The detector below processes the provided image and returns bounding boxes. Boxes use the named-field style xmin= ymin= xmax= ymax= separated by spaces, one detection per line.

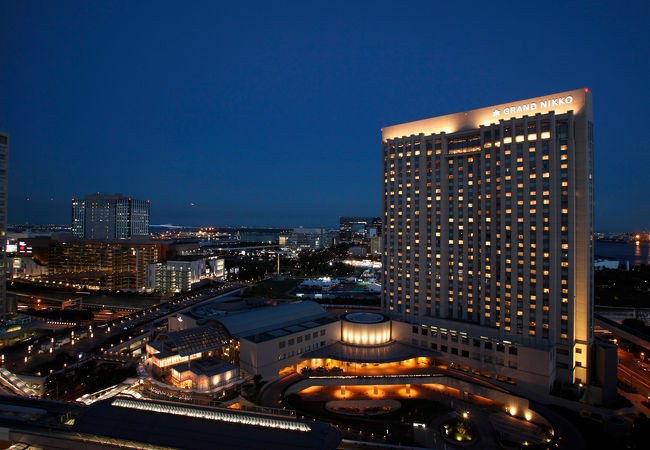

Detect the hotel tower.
xmin=381 ymin=89 xmax=593 ymax=391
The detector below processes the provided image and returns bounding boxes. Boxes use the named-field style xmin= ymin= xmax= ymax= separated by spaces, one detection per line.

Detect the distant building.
xmin=339 ymin=217 xmax=381 ymax=243
xmin=594 ymin=258 xmax=619 ymax=270
xmin=145 ymin=257 xmax=224 ymax=293
xmin=0 ymin=132 xmax=7 ymax=317
xmin=208 ymin=257 xmax=225 ymax=279
xmin=348 ymin=246 xmax=367 ymax=257
xmin=72 ymin=193 xmax=150 ymax=240
xmin=369 ymin=236 xmax=382 ymax=255
xmin=146 ymin=259 xmax=206 ymax=293
xmin=46 ymin=238 xmax=165 ymax=291
xmin=10 ymin=256 xmax=47 ymax=278
xmin=280 ymin=228 xmax=335 ymax=251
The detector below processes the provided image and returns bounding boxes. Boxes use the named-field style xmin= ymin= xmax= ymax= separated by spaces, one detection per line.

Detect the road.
xmin=618 ymin=348 xmax=650 ymax=398
xmin=1 ymin=283 xmax=245 ymax=377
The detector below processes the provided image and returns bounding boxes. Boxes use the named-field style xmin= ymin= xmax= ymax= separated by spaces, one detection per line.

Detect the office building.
xmin=47 ymin=239 xmax=165 ymax=291
xmin=72 ymin=193 xmax=150 ymax=240
xmin=280 ymin=228 xmax=335 ymax=251
xmin=381 ymin=89 xmax=594 ymax=391
xmin=146 ymin=258 xmax=206 ymax=293
xmin=0 ymin=132 xmax=8 ymax=318
xmin=339 ymin=217 xmax=381 ymax=243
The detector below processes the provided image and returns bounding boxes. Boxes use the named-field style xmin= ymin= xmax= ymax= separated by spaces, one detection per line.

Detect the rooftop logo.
xmin=492 ymin=95 xmax=574 ymax=117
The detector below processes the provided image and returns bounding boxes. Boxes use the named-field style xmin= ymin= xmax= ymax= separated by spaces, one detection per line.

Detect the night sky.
xmin=1 ymin=1 xmax=648 ymax=230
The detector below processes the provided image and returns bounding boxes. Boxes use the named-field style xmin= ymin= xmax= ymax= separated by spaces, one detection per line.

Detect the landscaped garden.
xmin=440 ymin=412 xmax=476 ymax=445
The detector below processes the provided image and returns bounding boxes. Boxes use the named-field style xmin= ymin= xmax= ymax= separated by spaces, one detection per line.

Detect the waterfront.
xmin=595 ymin=240 xmax=650 ymax=266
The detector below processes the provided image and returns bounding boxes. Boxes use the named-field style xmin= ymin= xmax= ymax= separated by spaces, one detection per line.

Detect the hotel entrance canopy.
xmin=304 ymin=341 xmax=440 ymax=364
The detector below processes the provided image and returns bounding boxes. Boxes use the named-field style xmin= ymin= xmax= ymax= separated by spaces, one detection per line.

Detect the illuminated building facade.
xmin=0 ymin=132 xmax=7 ymax=317
xmin=145 ymin=325 xmax=238 ymax=378
xmin=72 ymin=193 xmax=150 ymax=240
xmin=47 ymin=239 xmax=165 ymax=291
xmin=145 ymin=258 xmax=206 ymax=293
xmin=170 ymin=357 xmax=239 ymax=391
xmin=381 ymin=89 xmax=594 ymax=391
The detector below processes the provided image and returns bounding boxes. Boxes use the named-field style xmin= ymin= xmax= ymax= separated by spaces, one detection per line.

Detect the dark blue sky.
xmin=1 ymin=1 xmax=649 ymax=230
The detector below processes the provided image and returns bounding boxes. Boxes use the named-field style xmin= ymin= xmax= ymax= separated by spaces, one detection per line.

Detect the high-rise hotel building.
xmin=382 ymin=89 xmax=593 ymax=391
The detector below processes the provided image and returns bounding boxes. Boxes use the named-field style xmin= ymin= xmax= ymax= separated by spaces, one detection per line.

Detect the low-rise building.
xmin=216 ymin=301 xmax=340 ymax=379
xmin=145 ymin=325 xmax=237 ymax=377
xmin=170 ymin=357 xmax=239 ymax=391
xmin=146 ymin=257 xmax=225 ymax=293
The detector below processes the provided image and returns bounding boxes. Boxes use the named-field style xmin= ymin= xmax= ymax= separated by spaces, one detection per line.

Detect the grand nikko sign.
xmin=382 ymin=89 xmax=588 ymax=141
xmin=493 ymin=95 xmax=574 ymax=117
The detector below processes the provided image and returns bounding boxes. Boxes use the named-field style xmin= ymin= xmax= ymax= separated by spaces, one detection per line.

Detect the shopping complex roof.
xmin=149 ymin=325 xmax=231 ymax=358
xmin=217 ymin=301 xmax=335 ymax=338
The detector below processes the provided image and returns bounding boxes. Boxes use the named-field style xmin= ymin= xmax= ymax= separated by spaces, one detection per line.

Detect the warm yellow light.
xmin=525 ymin=411 xmax=532 ymax=421
xmin=509 ymin=406 xmax=517 ymax=416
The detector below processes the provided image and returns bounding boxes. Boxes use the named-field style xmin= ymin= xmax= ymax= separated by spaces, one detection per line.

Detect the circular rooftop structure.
xmin=341 ymin=312 xmax=391 ymax=346
xmin=343 ymin=312 xmax=388 ymax=324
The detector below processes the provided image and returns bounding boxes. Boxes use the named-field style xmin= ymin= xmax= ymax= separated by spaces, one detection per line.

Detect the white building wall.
xmin=240 ymin=321 xmax=341 ymax=379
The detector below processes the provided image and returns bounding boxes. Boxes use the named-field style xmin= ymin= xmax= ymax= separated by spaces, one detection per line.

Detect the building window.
xmin=451 ymin=348 xmax=458 ymax=355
